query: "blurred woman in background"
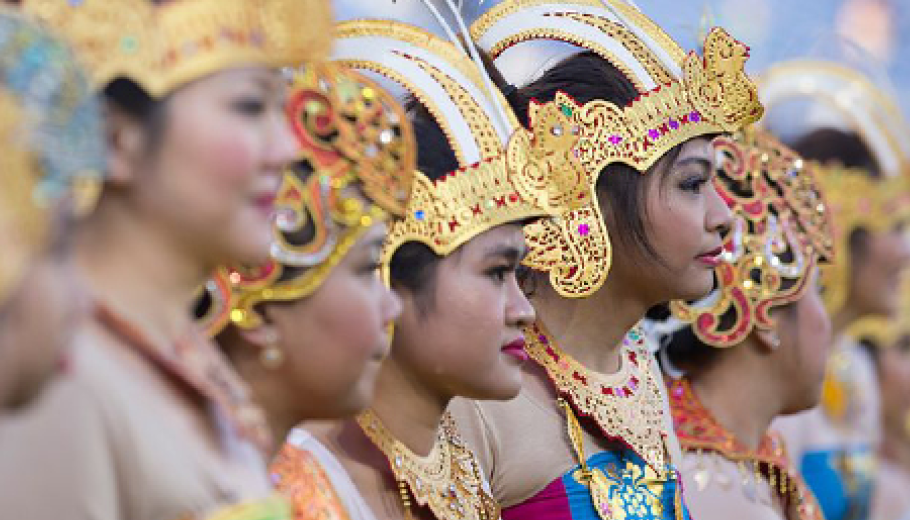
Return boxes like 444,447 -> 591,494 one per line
0,1 -> 332,518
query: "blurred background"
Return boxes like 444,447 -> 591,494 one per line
335,0 -> 910,120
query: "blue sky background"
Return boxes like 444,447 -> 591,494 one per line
336,0 -> 910,117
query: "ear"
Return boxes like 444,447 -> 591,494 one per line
103,101 -> 149,186
754,328 -> 782,353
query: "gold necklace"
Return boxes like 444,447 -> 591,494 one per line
356,410 -> 499,520
525,321 -> 670,472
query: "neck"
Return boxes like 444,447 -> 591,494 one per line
832,304 -> 864,338
881,423 -> 910,470
368,354 -> 448,457
531,275 -> 648,373
690,345 -> 782,450
75,200 -> 211,343
239,363 -> 299,459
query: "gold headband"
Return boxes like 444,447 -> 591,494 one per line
23,0 -> 333,97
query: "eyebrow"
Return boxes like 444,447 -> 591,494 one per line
673,157 -> 713,171
483,244 -> 527,264
367,236 -> 386,251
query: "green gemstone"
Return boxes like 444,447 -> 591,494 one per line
121,36 -> 138,53
560,104 -> 573,117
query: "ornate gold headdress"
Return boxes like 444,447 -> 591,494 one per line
760,61 -> 910,318
0,9 -> 105,304
199,63 -> 415,333
816,167 -> 909,317
22,0 -> 333,97
470,0 -> 764,297
670,128 -> 835,347
331,20 -> 588,281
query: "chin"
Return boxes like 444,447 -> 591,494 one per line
472,372 -> 523,401
676,274 -> 715,302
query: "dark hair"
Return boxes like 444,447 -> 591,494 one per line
103,78 -> 170,152
791,129 -> 880,265
389,48 -> 511,314
513,51 -> 685,264
791,129 -> 880,178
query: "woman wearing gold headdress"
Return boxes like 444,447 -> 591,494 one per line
649,128 -> 834,520
270,11 -> 584,520
445,1 -> 762,519
762,61 -> 910,520
0,7 -> 103,410
199,63 -> 413,520
0,1 -> 332,519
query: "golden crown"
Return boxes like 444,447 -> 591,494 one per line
198,64 -> 416,333
671,128 -> 835,347
22,0 -> 333,97
471,0 -> 764,298
814,166 -> 910,318
332,20 -> 588,279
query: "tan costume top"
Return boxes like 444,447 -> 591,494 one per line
0,304 -> 273,520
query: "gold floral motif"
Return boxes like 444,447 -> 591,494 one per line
562,399 -> 668,520
356,410 -> 499,520
23,0 -> 333,97
527,323 -> 671,473
332,20 -> 588,281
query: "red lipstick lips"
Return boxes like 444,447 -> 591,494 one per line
697,246 -> 724,267
502,338 -> 529,362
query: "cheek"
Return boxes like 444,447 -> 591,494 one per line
648,195 -> 703,263
189,126 -> 258,194
164,104 -> 259,203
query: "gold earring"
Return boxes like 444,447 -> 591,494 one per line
259,330 -> 285,369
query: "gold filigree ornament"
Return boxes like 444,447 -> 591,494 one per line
471,0 -> 764,297
0,9 -> 105,305
198,63 -> 416,335
356,410 -> 499,520
526,322 -> 673,474
331,20 -> 589,284
22,0 -> 333,97
671,128 -> 835,347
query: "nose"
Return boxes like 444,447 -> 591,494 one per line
505,277 -> 536,329
706,179 -> 733,236
383,285 -> 403,326
265,109 -> 300,173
